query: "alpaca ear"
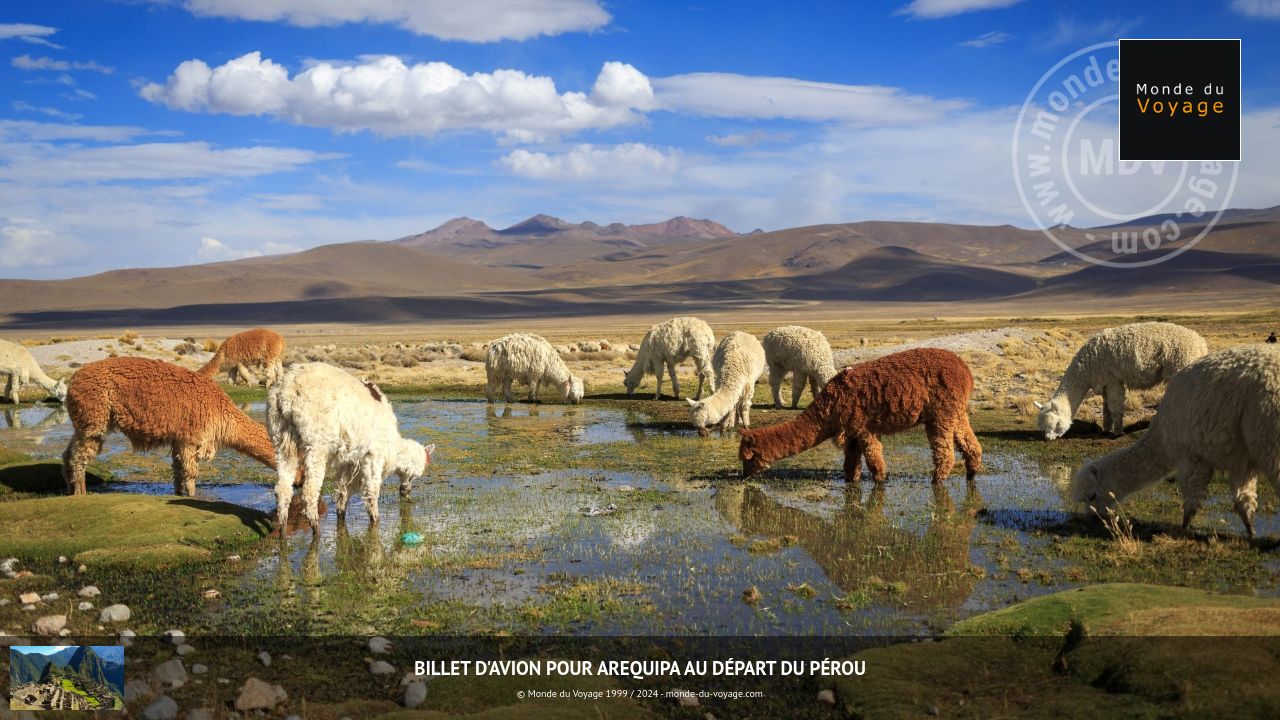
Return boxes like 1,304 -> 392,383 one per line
685,398 -> 697,407
1033,400 -> 1044,410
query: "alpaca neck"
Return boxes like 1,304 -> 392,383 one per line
701,366 -> 748,423
1102,434 -> 1173,500
221,410 -> 277,468
1054,361 -> 1093,414
753,411 -> 833,464
26,363 -> 60,393
197,347 -> 225,377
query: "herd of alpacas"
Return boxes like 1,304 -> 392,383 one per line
2,319 -> 1278,542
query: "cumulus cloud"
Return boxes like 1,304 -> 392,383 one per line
1232,0 -> 1280,18
140,53 -> 653,142
0,141 -> 339,183
11,54 -> 115,73
175,0 -> 610,41
499,143 -> 680,181
897,0 -> 1023,19
652,73 -> 966,125
0,23 -> 63,49
0,222 -> 80,269
196,236 -> 300,262
959,30 -> 1011,48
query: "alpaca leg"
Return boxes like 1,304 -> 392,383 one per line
359,456 -> 381,524
502,378 -> 514,403
738,385 -> 753,429
808,375 -> 822,403
693,361 -> 707,401
1175,461 -> 1213,531
1102,384 -> 1126,435
484,376 -> 497,403
333,464 -> 352,519
274,446 -> 301,528
3,373 -> 17,404
668,361 -> 681,400
300,451 -> 327,534
863,435 -> 887,484
62,433 -> 103,495
652,361 -> 664,400
953,417 -> 983,485
1229,472 -> 1258,540
790,371 -> 804,409
926,422 -> 957,484
171,444 -> 199,496
234,363 -> 256,386
843,437 -> 866,483
530,377 -> 541,403
768,364 -> 785,409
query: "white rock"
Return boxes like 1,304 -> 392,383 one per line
124,679 -> 152,703
153,658 -> 187,689
673,690 -> 700,708
18,591 -> 40,604
368,636 -> 392,654
78,564 -> 88,573
234,678 -> 286,712
817,689 -> 836,704
100,604 -> 131,623
191,664 -> 207,675
22,604 -> 36,611
58,556 -> 67,564
403,681 -> 427,708
78,601 -> 93,611
40,592 -> 59,601
370,660 -> 395,675
165,629 -> 186,645
78,585 -> 101,598
142,696 -> 178,720
32,614 -> 67,636
176,644 -> 196,656
58,628 -> 71,637
257,650 -> 272,667
0,598 -> 8,606
0,557 -> 17,575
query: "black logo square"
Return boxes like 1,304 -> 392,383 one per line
1120,39 -> 1240,161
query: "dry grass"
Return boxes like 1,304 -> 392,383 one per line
1092,497 -> 1143,558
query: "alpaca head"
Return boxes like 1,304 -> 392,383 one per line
738,432 -> 769,477
49,378 -> 68,402
622,368 -> 641,395
1035,397 -> 1072,440
562,376 -> 585,405
1070,458 -> 1119,514
685,398 -> 714,437
393,439 -> 433,497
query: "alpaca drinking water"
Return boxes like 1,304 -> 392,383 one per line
199,328 -> 286,386
687,331 -> 766,435
0,339 -> 66,404
623,316 -> 716,400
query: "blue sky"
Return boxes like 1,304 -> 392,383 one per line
1,0 -> 1278,278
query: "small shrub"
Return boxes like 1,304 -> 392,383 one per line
118,330 -> 139,343
202,339 -> 219,353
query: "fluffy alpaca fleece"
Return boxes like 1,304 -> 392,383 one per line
623,316 -> 716,400
687,331 -> 766,435
484,333 -> 585,404
0,339 -> 67,403
268,362 -> 433,530
1037,321 -> 1207,439
739,348 -> 982,485
199,328 -> 286,386
62,357 -> 276,495
1072,345 -> 1280,539
762,326 -> 836,409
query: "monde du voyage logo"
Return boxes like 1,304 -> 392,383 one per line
1013,39 -> 1241,269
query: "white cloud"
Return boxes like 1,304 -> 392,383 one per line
12,101 -> 81,121
11,54 -> 114,74
1232,0 -> 1280,18
0,141 -> 339,183
1045,16 -> 1142,47
500,143 -> 681,181
959,30 -> 1011,48
196,236 -> 300,262
705,130 -> 791,147
140,53 -> 653,142
251,193 -> 325,210
176,0 -> 610,41
0,23 -> 64,49
652,73 -> 966,125
0,222 -> 80,269
0,120 -> 171,142
897,0 -> 1023,19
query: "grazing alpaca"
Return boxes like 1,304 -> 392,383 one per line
0,339 -> 67,404
484,333 -> 584,404
1073,346 -> 1280,539
268,362 -> 433,531
1036,322 -> 1207,439
762,326 -> 836,409
687,331 -> 766,436
623,316 -> 716,400
738,348 -> 982,485
199,328 -> 286,386
61,357 -> 276,495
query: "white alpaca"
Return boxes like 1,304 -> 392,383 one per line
1036,322 -> 1207,439
484,333 -> 585,404
268,362 -> 433,530
1073,346 -> 1280,539
762,326 -> 836,409
686,331 -> 766,435
623,316 -> 716,400
0,339 -> 67,404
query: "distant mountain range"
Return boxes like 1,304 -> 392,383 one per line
10,646 -> 124,695
0,208 -> 1276,327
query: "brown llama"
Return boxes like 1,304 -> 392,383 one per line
199,328 -> 286,386
62,357 -> 278,495
738,348 -> 982,485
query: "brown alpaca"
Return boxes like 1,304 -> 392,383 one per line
62,357 -> 277,495
198,328 -> 286,386
739,348 -> 982,485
